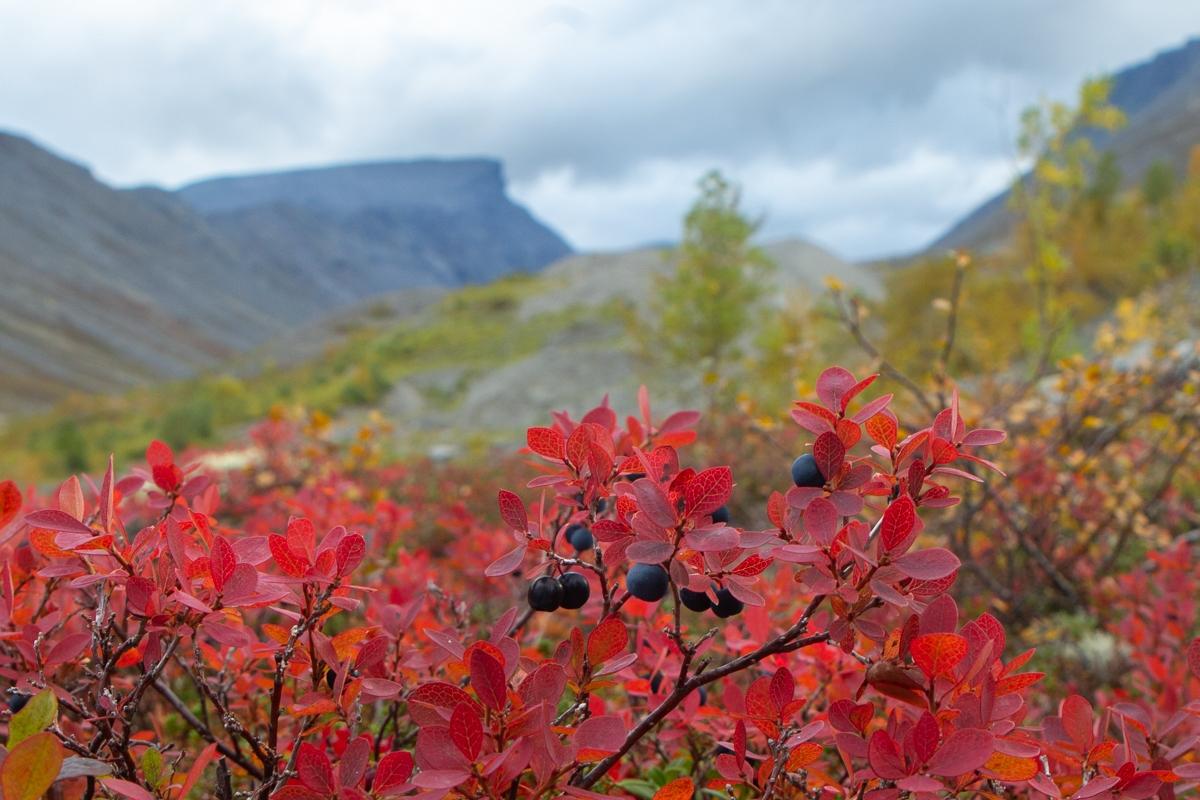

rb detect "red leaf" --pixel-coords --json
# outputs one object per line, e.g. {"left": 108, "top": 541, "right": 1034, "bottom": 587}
{"left": 851, "top": 392, "right": 893, "bottom": 424}
{"left": 98, "top": 779, "right": 155, "bottom": 800}
{"left": 575, "top": 715, "right": 626, "bottom": 755}
{"left": 296, "top": 743, "right": 334, "bottom": 794}
{"left": 339, "top": 735, "right": 372, "bottom": 790}
{"left": 526, "top": 427, "right": 565, "bottom": 460}
{"left": 880, "top": 495, "right": 917, "bottom": 554}
{"left": 335, "top": 533, "right": 366, "bottom": 576}
{"left": 910, "top": 633, "right": 967, "bottom": 679}
{"left": 486, "top": 544, "right": 528, "bottom": 577}
{"left": 1188, "top": 638, "right": 1200, "bottom": 679}
{"left": 373, "top": 751, "right": 414, "bottom": 792}
{"left": 803, "top": 497, "right": 838, "bottom": 546}
{"left": 811, "top": 432, "right": 844, "bottom": 480}
{"left": 1061, "top": 694, "right": 1094, "bottom": 751}
{"left": 791, "top": 402, "right": 837, "bottom": 434}
{"left": 868, "top": 730, "right": 907, "bottom": 780}
{"left": 450, "top": 702, "right": 483, "bottom": 761}
{"left": 926, "top": 729, "right": 994, "bottom": 776}
{"left": 146, "top": 440, "right": 174, "bottom": 469}
{"left": 469, "top": 649, "right": 507, "bottom": 712}
{"left": 768, "top": 668, "right": 794, "bottom": 713}
{"left": 0, "top": 480, "right": 21, "bottom": 529}
{"left": 683, "top": 467, "right": 733, "bottom": 516}
{"left": 269, "top": 534, "right": 309, "bottom": 577}
{"left": 587, "top": 616, "right": 628, "bottom": 666}
{"left": 210, "top": 536, "right": 236, "bottom": 592}
{"left": 893, "top": 548, "right": 960, "bottom": 580}
{"left": 732, "top": 555, "right": 773, "bottom": 577}
{"left": 23, "top": 509, "right": 93, "bottom": 537}
{"left": 816, "top": 366, "right": 857, "bottom": 411}
{"left": 497, "top": 490, "right": 528, "bottom": 534}
{"left": 839, "top": 374, "right": 879, "bottom": 413}
{"left": 910, "top": 711, "right": 940, "bottom": 765}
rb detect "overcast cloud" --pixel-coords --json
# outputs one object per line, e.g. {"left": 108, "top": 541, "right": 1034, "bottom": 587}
{"left": 2, "top": 1, "right": 1198, "bottom": 259}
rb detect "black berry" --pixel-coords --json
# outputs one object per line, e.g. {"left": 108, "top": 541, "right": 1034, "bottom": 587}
{"left": 565, "top": 523, "right": 594, "bottom": 552}
{"left": 626, "top": 563, "right": 669, "bottom": 602}
{"left": 558, "top": 572, "right": 590, "bottom": 609}
{"left": 679, "top": 588, "right": 713, "bottom": 612}
{"left": 528, "top": 576, "right": 562, "bottom": 612}
{"left": 6, "top": 692, "right": 30, "bottom": 713}
{"left": 712, "top": 588, "right": 744, "bottom": 618}
{"left": 791, "top": 453, "right": 825, "bottom": 488}
{"left": 711, "top": 505, "right": 731, "bottom": 524}
{"left": 650, "top": 672, "right": 664, "bottom": 693}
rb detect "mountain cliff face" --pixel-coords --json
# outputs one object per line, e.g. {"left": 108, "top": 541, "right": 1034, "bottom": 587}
{"left": 0, "top": 136, "right": 570, "bottom": 412}
{"left": 931, "top": 38, "right": 1200, "bottom": 253}
{"left": 175, "top": 159, "right": 571, "bottom": 299}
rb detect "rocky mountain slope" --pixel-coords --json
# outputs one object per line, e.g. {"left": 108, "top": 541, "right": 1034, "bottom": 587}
{"left": 931, "top": 37, "right": 1200, "bottom": 253}
{"left": 0, "top": 135, "right": 570, "bottom": 412}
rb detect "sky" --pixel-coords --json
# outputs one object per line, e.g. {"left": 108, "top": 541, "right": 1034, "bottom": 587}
{"left": 2, "top": 1, "right": 1199, "bottom": 260}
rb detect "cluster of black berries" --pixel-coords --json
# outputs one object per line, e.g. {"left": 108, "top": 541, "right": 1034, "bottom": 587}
{"left": 528, "top": 572, "right": 590, "bottom": 612}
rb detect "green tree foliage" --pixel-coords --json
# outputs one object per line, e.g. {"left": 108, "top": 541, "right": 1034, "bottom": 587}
{"left": 1012, "top": 76, "right": 1126, "bottom": 349}
{"left": 1142, "top": 160, "right": 1176, "bottom": 210}
{"left": 651, "top": 171, "right": 774, "bottom": 387}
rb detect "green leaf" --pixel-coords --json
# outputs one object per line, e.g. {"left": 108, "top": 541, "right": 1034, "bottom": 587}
{"left": 141, "top": 747, "right": 164, "bottom": 789}
{"left": 7, "top": 689, "right": 57, "bottom": 747}
{"left": 0, "top": 731, "right": 64, "bottom": 800}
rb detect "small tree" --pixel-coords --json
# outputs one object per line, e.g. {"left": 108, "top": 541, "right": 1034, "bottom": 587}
{"left": 651, "top": 171, "right": 773, "bottom": 394}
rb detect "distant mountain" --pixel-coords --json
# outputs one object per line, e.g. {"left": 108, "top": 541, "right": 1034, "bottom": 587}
{"left": 930, "top": 37, "right": 1200, "bottom": 253}
{"left": 0, "top": 133, "right": 288, "bottom": 412}
{"left": 175, "top": 159, "right": 570, "bottom": 299}
{"left": 0, "top": 135, "right": 570, "bottom": 413}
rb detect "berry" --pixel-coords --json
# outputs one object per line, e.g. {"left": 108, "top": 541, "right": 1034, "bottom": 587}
{"left": 528, "top": 576, "right": 562, "bottom": 612}
{"left": 679, "top": 587, "right": 713, "bottom": 612}
{"left": 6, "top": 692, "right": 30, "bottom": 713}
{"left": 791, "top": 453, "right": 825, "bottom": 488}
{"left": 565, "top": 523, "right": 594, "bottom": 552}
{"left": 712, "top": 588, "right": 744, "bottom": 618}
{"left": 626, "top": 563, "right": 669, "bottom": 602}
{"left": 711, "top": 505, "right": 731, "bottom": 524}
{"left": 650, "top": 672, "right": 664, "bottom": 693}
{"left": 558, "top": 572, "right": 590, "bottom": 609}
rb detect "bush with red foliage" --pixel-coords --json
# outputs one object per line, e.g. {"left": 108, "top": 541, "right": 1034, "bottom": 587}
{"left": 0, "top": 367, "right": 1194, "bottom": 799}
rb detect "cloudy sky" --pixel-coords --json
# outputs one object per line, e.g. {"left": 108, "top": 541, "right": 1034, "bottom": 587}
{"left": 2, "top": 1, "right": 1198, "bottom": 259}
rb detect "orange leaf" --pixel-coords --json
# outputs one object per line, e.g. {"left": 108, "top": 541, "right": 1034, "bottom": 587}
{"left": 787, "top": 742, "right": 823, "bottom": 770}
{"left": 983, "top": 752, "right": 1038, "bottom": 781}
{"left": 587, "top": 616, "right": 628, "bottom": 666}
{"left": 29, "top": 528, "right": 72, "bottom": 559}
{"left": 1, "top": 732, "right": 63, "bottom": 800}
{"left": 910, "top": 633, "right": 967, "bottom": 679}
{"left": 332, "top": 627, "right": 369, "bottom": 661}
{"left": 653, "top": 777, "right": 694, "bottom": 800}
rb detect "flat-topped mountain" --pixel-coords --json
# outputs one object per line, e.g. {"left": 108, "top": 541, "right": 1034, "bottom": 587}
{"left": 176, "top": 159, "right": 571, "bottom": 296}
{"left": 0, "top": 135, "right": 570, "bottom": 412}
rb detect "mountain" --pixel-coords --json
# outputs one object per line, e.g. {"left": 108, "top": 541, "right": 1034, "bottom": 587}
{"left": 0, "top": 133, "right": 289, "bottom": 412}
{"left": 931, "top": 37, "right": 1200, "bottom": 253}
{"left": 0, "top": 134, "right": 570, "bottom": 413}
{"left": 175, "top": 159, "right": 571, "bottom": 301}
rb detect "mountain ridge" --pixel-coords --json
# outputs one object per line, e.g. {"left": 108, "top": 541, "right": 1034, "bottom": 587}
{"left": 928, "top": 37, "right": 1200, "bottom": 254}
{"left": 0, "top": 132, "right": 570, "bottom": 412}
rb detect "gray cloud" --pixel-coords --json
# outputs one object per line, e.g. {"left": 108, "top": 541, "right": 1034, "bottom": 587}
{"left": 1, "top": 0, "right": 1197, "bottom": 258}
